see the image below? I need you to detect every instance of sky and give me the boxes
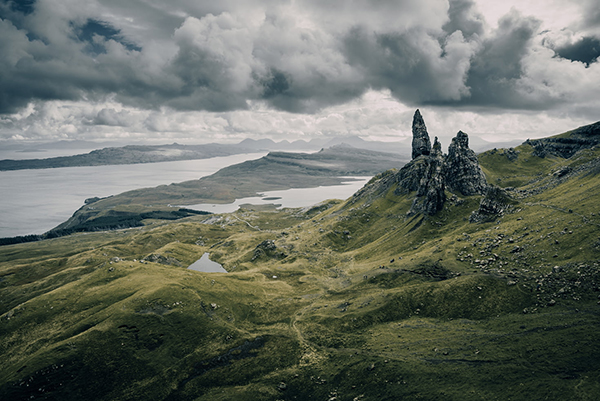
[0,0,599,147]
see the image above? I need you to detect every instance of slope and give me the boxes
[1,120,599,400]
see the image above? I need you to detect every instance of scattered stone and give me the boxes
[252,239,286,261]
[526,121,600,158]
[505,148,519,161]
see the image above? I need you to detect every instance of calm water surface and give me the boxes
[185,177,370,214]
[0,154,372,238]
[188,253,227,273]
[0,153,266,237]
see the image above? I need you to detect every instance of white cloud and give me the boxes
[0,0,598,147]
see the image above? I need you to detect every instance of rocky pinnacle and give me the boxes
[412,109,432,159]
[444,131,488,196]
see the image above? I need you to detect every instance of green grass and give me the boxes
[1,143,600,400]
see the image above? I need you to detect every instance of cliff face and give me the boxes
[525,121,600,158]
[408,138,446,216]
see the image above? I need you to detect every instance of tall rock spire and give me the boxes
[411,109,432,159]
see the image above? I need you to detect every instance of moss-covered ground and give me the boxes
[1,144,600,400]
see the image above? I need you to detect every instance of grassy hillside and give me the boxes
[1,140,599,400]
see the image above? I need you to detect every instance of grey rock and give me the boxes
[505,148,519,161]
[394,156,428,195]
[525,121,600,158]
[470,186,513,223]
[252,239,286,261]
[444,131,488,196]
[411,109,432,159]
[144,254,182,266]
[409,138,446,216]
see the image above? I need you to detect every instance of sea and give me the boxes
[0,152,370,238]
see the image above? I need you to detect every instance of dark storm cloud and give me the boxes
[0,0,595,117]
[428,10,549,109]
[3,0,36,15]
[555,36,600,65]
[342,27,474,104]
[442,0,485,39]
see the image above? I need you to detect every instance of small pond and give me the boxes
[188,253,227,273]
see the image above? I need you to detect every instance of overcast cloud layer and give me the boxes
[0,0,599,144]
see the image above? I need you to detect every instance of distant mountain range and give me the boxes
[0,134,523,171]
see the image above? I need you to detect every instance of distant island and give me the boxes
[0,136,412,171]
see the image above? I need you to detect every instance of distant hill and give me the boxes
[0,143,258,171]
[37,144,405,237]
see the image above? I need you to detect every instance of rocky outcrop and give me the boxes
[252,239,286,261]
[444,131,488,196]
[526,121,600,158]
[411,109,432,159]
[408,138,446,216]
[142,253,183,266]
[395,111,489,216]
[469,186,514,223]
[351,110,490,217]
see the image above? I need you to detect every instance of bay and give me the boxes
[184,177,371,214]
[0,153,266,237]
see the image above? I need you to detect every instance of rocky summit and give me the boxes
[525,121,600,158]
[411,109,432,159]
[391,110,489,216]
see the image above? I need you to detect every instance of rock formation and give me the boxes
[355,110,492,217]
[393,111,489,216]
[444,131,488,196]
[252,239,286,261]
[408,138,446,216]
[411,109,432,159]
[469,186,514,223]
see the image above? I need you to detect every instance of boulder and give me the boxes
[252,239,286,261]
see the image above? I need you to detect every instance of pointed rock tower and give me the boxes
[411,109,432,159]
[444,131,488,196]
[386,110,489,217]
[408,137,446,216]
